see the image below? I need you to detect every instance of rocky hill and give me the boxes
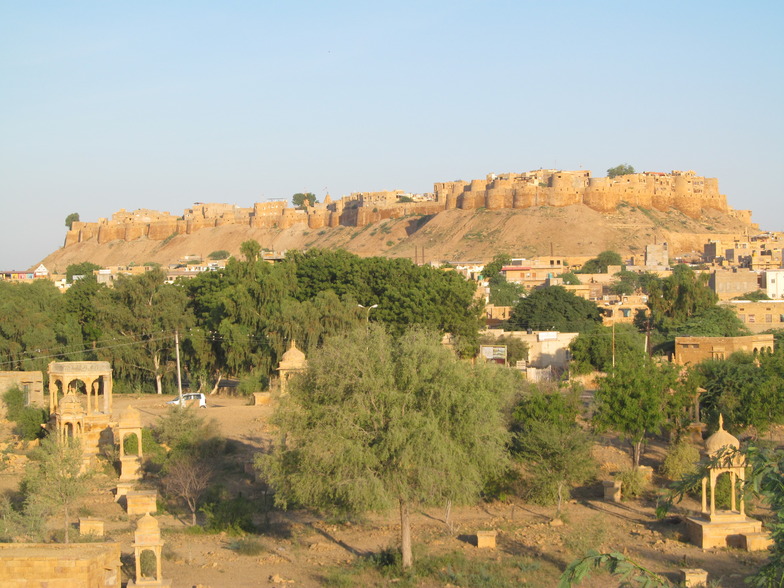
[40,203,754,273]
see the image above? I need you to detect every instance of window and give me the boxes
[766,314,773,323]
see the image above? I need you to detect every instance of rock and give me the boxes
[269,574,294,584]
[549,519,564,527]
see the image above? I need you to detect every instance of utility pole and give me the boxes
[612,320,616,368]
[175,330,183,402]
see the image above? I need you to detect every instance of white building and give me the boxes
[766,269,784,299]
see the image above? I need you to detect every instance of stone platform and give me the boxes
[685,514,763,549]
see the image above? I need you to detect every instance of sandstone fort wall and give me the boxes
[63,169,747,247]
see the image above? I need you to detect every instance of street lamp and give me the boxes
[358,304,378,326]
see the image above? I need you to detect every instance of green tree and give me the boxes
[696,351,784,434]
[511,388,595,517]
[489,278,525,306]
[593,356,679,468]
[569,324,646,374]
[577,250,623,274]
[239,239,261,263]
[23,436,91,543]
[1,387,47,440]
[64,212,80,230]
[610,270,640,296]
[0,281,82,372]
[479,333,529,366]
[482,254,511,281]
[94,269,193,394]
[65,262,101,284]
[607,164,635,178]
[290,249,483,357]
[207,250,230,261]
[673,305,749,338]
[732,290,771,301]
[509,286,602,333]
[62,276,105,345]
[645,264,718,330]
[258,326,516,569]
[292,192,317,208]
[558,271,581,285]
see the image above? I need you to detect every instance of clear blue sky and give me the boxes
[1,1,782,269]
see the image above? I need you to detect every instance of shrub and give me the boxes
[207,250,230,260]
[660,440,700,481]
[201,495,256,534]
[2,388,47,440]
[616,468,649,500]
[228,537,266,556]
[153,406,218,451]
[140,549,157,579]
[237,373,268,397]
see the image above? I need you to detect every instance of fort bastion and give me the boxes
[63,169,751,247]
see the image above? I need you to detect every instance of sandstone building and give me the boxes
[674,334,774,365]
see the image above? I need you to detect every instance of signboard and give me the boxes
[479,345,507,364]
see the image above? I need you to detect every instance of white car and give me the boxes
[166,392,207,408]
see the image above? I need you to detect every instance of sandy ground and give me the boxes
[0,394,773,587]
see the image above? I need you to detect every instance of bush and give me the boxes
[481,468,520,502]
[616,468,649,500]
[201,495,256,534]
[140,549,157,579]
[208,250,230,260]
[153,406,218,451]
[660,440,700,481]
[2,387,25,419]
[228,537,266,556]
[2,388,47,440]
[237,372,268,397]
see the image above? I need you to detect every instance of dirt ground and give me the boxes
[0,394,774,587]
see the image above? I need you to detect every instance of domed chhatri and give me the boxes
[705,414,740,458]
[277,340,307,396]
[279,340,306,367]
[57,393,85,416]
[135,512,159,534]
[118,405,142,428]
[683,414,769,550]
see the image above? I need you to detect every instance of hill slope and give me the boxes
[40,204,753,272]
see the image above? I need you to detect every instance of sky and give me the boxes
[1,1,782,270]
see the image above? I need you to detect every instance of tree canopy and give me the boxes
[640,265,721,342]
[65,261,101,284]
[482,254,511,281]
[696,349,784,434]
[292,192,317,208]
[258,326,517,568]
[64,212,80,229]
[508,286,602,333]
[576,250,623,274]
[569,324,646,374]
[607,164,635,178]
[23,436,91,543]
[94,269,193,394]
[733,290,771,301]
[511,387,594,516]
[593,356,681,467]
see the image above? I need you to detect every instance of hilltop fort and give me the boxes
[63,169,753,247]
